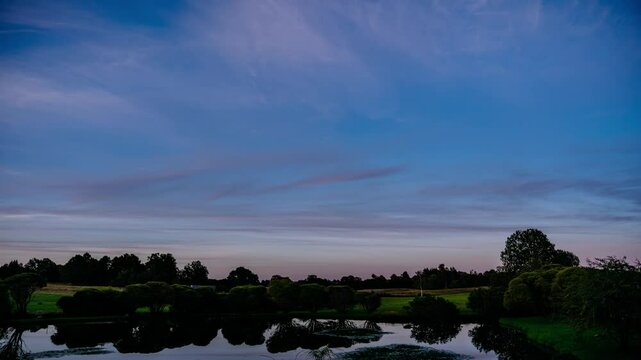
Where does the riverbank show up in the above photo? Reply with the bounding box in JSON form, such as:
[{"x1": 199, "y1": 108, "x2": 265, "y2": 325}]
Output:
[
  {"x1": 14, "y1": 293, "x2": 479, "y2": 326},
  {"x1": 501, "y1": 317, "x2": 638, "y2": 360}
]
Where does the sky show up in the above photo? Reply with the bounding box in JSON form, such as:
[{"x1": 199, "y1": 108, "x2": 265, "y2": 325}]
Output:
[{"x1": 1, "y1": 0, "x2": 640, "y2": 280}]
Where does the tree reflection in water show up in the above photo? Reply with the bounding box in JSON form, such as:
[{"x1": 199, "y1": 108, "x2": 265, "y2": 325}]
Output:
[
  {"x1": 0, "y1": 327, "x2": 25, "y2": 360},
  {"x1": 410, "y1": 321, "x2": 462, "y2": 344},
  {"x1": 1, "y1": 325, "x2": 48, "y2": 360},
  {"x1": 9, "y1": 318, "x2": 388, "y2": 356}
]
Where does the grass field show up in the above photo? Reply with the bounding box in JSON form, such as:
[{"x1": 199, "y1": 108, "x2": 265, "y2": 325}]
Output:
[
  {"x1": 27, "y1": 283, "x2": 122, "y2": 314},
  {"x1": 27, "y1": 292, "x2": 64, "y2": 314},
  {"x1": 27, "y1": 284, "x2": 472, "y2": 318},
  {"x1": 500, "y1": 317, "x2": 634, "y2": 360}
]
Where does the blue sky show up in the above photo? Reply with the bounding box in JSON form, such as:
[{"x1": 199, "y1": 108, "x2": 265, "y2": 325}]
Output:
[{"x1": 1, "y1": 0, "x2": 640, "y2": 279}]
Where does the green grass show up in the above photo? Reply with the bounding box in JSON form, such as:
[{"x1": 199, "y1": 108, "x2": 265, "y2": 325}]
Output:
[
  {"x1": 27, "y1": 287, "x2": 471, "y2": 319},
  {"x1": 27, "y1": 292, "x2": 64, "y2": 314},
  {"x1": 500, "y1": 317, "x2": 633, "y2": 360}
]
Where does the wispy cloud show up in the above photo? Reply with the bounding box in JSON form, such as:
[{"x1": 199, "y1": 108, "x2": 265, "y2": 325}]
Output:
[
  {"x1": 193, "y1": 0, "x2": 353, "y2": 66},
  {"x1": 0, "y1": 73, "x2": 131, "y2": 119}
]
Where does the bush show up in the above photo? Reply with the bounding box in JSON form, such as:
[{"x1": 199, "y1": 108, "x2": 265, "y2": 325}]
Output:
[
  {"x1": 3, "y1": 272, "x2": 46, "y2": 315},
  {"x1": 467, "y1": 287, "x2": 505, "y2": 319},
  {"x1": 195, "y1": 287, "x2": 219, "y2": 314},
  {"x1": 327, "y1": 285, "x2": 355, "y2": 313},
  {"x1": 227, "y1": 285, "x2": 270, "y2": 312},
  {"x1": 503, "y1": 266, "x2": 563, "y2": 316},
  {"x1": 172, "y1": 285, "x2": 205, "y2": 314},
  {"x1": 356, "y1": 292, "x2": 381, "y2": 313},
  {"x1": 57, "y1": 288, "x2": 132, "y2": 316},
  {"x1": 405, "y1": 295, "x2": 459, "y2": 323},
  {"x1": 0, "y1": 282, "x2": 13, "y2": 320},
  {"x1": 268, "y1": 277, "x2": 299, "y2": 312},
  {"x1": 299, "y1": 283, "x2": 327, "y2": 313},
  {"x1": 123, "y1": 282, "x2": 174, "y2": 314}
]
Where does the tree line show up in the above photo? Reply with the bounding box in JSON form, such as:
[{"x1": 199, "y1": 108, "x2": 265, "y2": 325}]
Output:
[{"x1": 0, "y1": 252, "x2": 493, "y2": 290}]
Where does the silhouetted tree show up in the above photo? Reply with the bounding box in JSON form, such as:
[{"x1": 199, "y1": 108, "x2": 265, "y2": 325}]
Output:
[
  {"x1": 62, "y1": 253, "x2": 109, "y2": 285},
  {"x1": 552, "y1": 249, "x2": 580, "y2": 267},
  {"x1": 0, "y1": 260, "x2": 26, "y2": 279},
  {"x1": 500, "y1": 229, "x2": 556, "y2": 273},
  {"x1": 145, "y1": 253, "x2": 178, "y2": 283},
  {"x1": 226, "y1": 267, "x2": 259, "y2": 288},
  {"x1": 179, "y1": 260, "x2": 209, "y2": 285},
  {"x1": 110, "y1": 253, "x2": 145, "y2": 286},
  {"x1": 25, "y1": 258, "x2": 60, "y2": 282}
]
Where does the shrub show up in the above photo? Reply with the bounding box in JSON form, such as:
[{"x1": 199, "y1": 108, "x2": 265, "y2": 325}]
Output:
[
  {"x1": 299, "y1": 283, "x2": 327, "y2": 313},
  {"x1": 327, "y1": 285, "x2": 355, "y2": 313},
  {"x1": 467, "y1": 287, "x2": 505, "y2": 320},
  {"x1": 356, "y1": 292, "x2": 381, "y2": 313},
  {"x1": 123, "y1": 282, "x2": 174, "y2": 314},
  {"x1": 0, "y1": 282, "x2": 13, "y2": 320},
  {"x1": 268, "y1": 277, "x2": 300, "y2": 312},
  {"x1": 405, "y1": 295, "x2": 459, "y2": 323},
  {"x1": 195, "y1": 287, "x2": 219, "y2": 314},
  {"x1": 228, "y1": 285, "x2": 270, "y2": 312},
  {"x1": 503, "y1": 266, "x2": 564, "y2": 316},
  {"x1": 57, "y1": 288, "x2": 132, "y2": 316},
  {"x1": 171, "y1": 285, "x2": 205, "y2": 314}
]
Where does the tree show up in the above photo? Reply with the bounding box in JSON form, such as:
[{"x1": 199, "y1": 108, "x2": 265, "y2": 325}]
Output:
[
  {"x1": 0, "y1": 282, "x2": 12, "y2": 320},
  {"x1": 467, "y1": 287, "x2": 505, "y2": 320},
  {"x1": 356, "y1": 291, "x2": 381, "y2": 313},
  {"x1": 3, "y1": 273, "x2": 46, "y2": 315},
  {"x1": 554, "y1": 257, "x2": 641, "y2": 349},
  {"x1": 145, "y1": 253, "x2": 178, "y2": 283},
  {"x1": 268, "y1": 277, "x2": 299, "y2": 312},
  {"x1": 179, "y1": 260, "x2": 209, "y2": 285},
  {"x1": 226, "y1": 267, "x2": 259, "y2": 288},
  {"x1": 123, "y1": 281, "x2": 174, "y2": 314},
  {"x1": 57, "y1": 288, "x2": 132, "y2": 316},
  {"x1": 110, "y1": 253, "x2": 145, "y2": 286},
  {"x1": 0, "y1": 260, "x2": 26, "y2": 279},
  {"x1": 500, "y1": 229, "x2": 556, "y2": 273},
  {"x1": 503, "y1": 265, "x2": 563, "y2": 316},
  {"x1": 327, "y1": 285, "x2": 355, "y2": 313},
  {"x1": 405, "y1": 294, "x2": 459, "y2": 323},
  {"x1": 25, "y1": 258, "x2": 60, "y2": 282},
  {"x1": 227, "y1": 285, "x2": 270, "y2": 312},
  {"x1": 299, "y1": 283, "x2": 327, "y2": 313},
  {"x1": 552, "y1": 249, "x2": 580, "y2": 267},
  {"x1": 62, "y1": 253, "x2": 106, "y2": 285}
]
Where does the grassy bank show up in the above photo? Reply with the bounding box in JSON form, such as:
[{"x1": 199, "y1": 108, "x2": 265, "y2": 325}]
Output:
[
  {"x1": 25, "y1": 285, "x2": 472, "y2": 321},
  {"x1": 501, "y1": 317, "x2": 635, "y2": 360}
]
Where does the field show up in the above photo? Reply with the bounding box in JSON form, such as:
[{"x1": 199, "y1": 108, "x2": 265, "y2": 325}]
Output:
[
  {"x1": 27, "y1": 283, "x2": 122, "y2": 314},
  {"x1": 27, "y1": 284, "x2": 472, "y2": 317},
  {"x1": 500, "y1": 317, "x2": 632, "y2": 360}
]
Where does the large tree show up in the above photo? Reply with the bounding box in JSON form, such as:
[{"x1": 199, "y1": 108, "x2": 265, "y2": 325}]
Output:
[
  {"x1": 500, "y1": 229, "x2": 556, "y2": 273},
  {"x1": 110, "y1": 253, "x2": 145, "y2": 286},
  {"x1": 179, "y1": 260, "x2": 209, "y2": 285},
  {"x1": 226, "y1": 267, "x2": 259, "y2": 288},
  {"x1": 145, "y1": 253, "x2": 178, "y2": 283}
]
